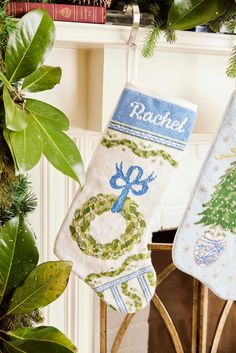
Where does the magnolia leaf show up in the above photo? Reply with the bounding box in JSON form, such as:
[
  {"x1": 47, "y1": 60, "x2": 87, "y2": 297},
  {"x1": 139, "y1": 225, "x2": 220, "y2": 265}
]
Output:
[
  {"x1": 25, "y1": 100, "x2": 84, "y2": 185},
  {"x1": 25, "y1": 99, "x2": 69, "y2": 131},
  {"x1": 6, "y1": 326, "x2": 77, "y2": 353},
  {"x1": 0, "y1": 216, "x2": 39, "y2": 306},
  {"x1": 168, "y1": 0, "x2": 230, "y2": 30},
  {"x1": 2, "y1": 338, "x2": 26, "y2": 353},
  {"x1": 3, "y1": 129, "x2": 20, "y2": 172},
  {"x1": 7, "y1": 261, "x2": 72, "y2": 315},
  {"x1": 5, "y1": 9, "x2": 55, "y2": 83},
  {"x1": 3, "y1": 87, "x2": 28, "y2": 131},
  {"x1": 40, "y1": 122, "x2": 84, "y2": 185},
  {"x1": 9, "y1": 118, "x2": 43, "y2": 172},
  {"x1": 22, "y1": 65, "x2": 62, "y2": 93}
]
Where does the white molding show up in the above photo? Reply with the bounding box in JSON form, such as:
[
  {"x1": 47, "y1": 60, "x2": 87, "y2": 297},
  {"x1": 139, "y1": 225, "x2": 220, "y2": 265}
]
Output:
[{"x1": 55, "y1": 22, "x2": 235, "y2": 54}]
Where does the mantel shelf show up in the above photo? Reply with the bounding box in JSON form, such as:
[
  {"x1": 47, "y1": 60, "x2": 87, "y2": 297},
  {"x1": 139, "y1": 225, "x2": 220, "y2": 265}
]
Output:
[{"x1": 55, "y1": 21, "x2": 236, "y2": 54}]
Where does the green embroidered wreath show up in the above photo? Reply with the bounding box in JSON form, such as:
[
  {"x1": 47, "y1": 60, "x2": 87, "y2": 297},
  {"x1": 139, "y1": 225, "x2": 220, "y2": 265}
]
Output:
[{"x1": 70, "y1": 193, "x2": 146, "y2": 260}]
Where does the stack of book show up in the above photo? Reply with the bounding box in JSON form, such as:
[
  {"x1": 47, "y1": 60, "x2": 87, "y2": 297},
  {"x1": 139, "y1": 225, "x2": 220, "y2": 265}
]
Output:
[{"x1": 6, "y1": 0, "x2": 107, "y2": 24}]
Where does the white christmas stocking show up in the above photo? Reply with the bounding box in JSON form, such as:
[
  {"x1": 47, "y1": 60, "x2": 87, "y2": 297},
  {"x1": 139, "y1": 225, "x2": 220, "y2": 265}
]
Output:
[
  {"x1": 54, "y1": 83, "x2": 196, "y2": 313},
  {"x1": 173, "y1": 91, "x2": 236, "y2": 300}
]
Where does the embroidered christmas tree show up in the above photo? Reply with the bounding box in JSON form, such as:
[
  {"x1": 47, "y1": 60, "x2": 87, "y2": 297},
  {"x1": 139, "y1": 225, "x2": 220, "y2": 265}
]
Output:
[
  {"x1": 198, "y1": 161, "x2": 236, "y2": 231},
  {"x1": 193, "y1": 161, "x2": 236, "y2": 266}
]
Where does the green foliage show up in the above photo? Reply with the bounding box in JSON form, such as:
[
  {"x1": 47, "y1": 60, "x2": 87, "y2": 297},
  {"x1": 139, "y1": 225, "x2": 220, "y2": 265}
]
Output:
[
  {"x1": 111, "y1": 0, "x2": 236, "y2": 77},
  {"x1": 22, "y1": 65, "x2": 62, "y2": 93},
  {"x1": 0, "y1": 169, "x2": 37, "y2": 225},
  {"x1": 6, "y1": 118, "x2": 43, "y2": 172},
  {"x1": 0, "y1": 2, "x2": 15, "y2": 57},
  {"x1": 0, "y1": 215, "x2": 39, "y2": 307},
  {"x1": 0, "y1": 9, "x2": 84, "y2": 185},
  {"x1": 34, "y1": 117, "x2": 84, "y2": 183},
  {"x1": 168, "y1": 0, "x2": 230, "y2": 30},
  {"x1": 5, "y1": 9, "x2": 55, "y2": 83},
  {"x1": 0, "y1": 8, "x2": 79, "y2": 353},
  {"x1": 0, "y1": 215, "x2": 74, "y2": 352},
  {"x1": 197, "y1": 161, "x2": 236, "y2": 232},
  {"x1": 209, "y1": 5, "x2": 236, "y2": 77},
  {"x1": 4, "y1": 326, "x2": 77, "y2": 353},
  {"x1": 142, "y1": 22, "x2": 161, "y2": 58},
  {"x1": 0, "y1": 310, "x2": 44, "y2": 332},
  {"x1": 7, "y1": 261, "x2": 72, "y2": 315},
  {"x1": 208, "y1": 4, "x2": 236, "y2": 32},
  {"x1": 227, "y1": 45, "x2": 236, "y2": 77},
  {"x1": 3, "y1": 87, "x2": 29, "y2": 131}
]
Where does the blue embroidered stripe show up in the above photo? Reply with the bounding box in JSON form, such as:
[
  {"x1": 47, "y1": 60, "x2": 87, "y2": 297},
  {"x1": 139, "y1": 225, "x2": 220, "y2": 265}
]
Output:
[
  {"x1": 108, "y1": 121, "x2": 185, "y2": 150},
  {"x1": 137, "y1": 274, "x2": 153, "y2": 302},
  {"x1": 94, "y1": 266, "x2": 153, "y2": 292},
  {"x1": 110, "y1": 286, "x2": 127, "y2": 314},
  {"x1": 111, "y1": 88, "x2": 196, "y2": 149}
]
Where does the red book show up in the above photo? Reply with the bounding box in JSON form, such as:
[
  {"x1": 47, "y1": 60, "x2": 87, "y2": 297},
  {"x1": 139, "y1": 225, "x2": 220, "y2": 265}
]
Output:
[{"x1": 6, "y1": 2, "x2": 106, "y2": 24}]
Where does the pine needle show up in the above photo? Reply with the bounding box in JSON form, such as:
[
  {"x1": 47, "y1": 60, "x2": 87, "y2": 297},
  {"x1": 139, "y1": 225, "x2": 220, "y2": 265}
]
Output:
[
  {"x1": 142, "y1": 21, "x2": 161, "y2": 58},
  {"x1": 164, "y1": 26, "x2": 176, "y2": 43},
  {"x1": 227, "y1": 45, "x2": 236, "y2": 78},
  {"x1": 226, "y1": 19, "x2": 236, "y2": 33},
  {"x1": 149, "y1": 3, "x2": 160, "y2": 18},
  {"x1": 0, "y1": 175, "x2": 37, "y2": 224},
  {"x1": 0, "y1": 1, "x2": 15, "y2": 55},
  {"x1": 209, "y1": 7, "x2": 236, "y2": 33}
]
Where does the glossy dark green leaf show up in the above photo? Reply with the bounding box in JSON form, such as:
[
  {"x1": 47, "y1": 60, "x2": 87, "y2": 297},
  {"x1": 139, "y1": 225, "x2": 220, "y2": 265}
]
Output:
[
  {"x1": 3, "y1": 87, "x2": 28, "y2": 131},
  {"x1": 40, "y1": 122, "x2": 84, "y2": 185},
  {"x1": 168, "y1": 0, "x2": 230, "y2": 30},
  {"x1": 2, "y1": 338, "x2": 26, "y2": 353},
  {"x1": 5, "y1": 9, "x2": 55, "y2": 83},
  {"x1": 3, "y1": 129, "x2": 20, "y2": 172},
  {"x1": 25, "y1": 100, "x2": 84, "y2": 185},
  {"x1": 7, "y1": 261, "x2": 72, "y2": 315},
  {"x1": 25, "y1": 99, "x2": 69, "y2": 131},
  {"x1": 0, "y1": 216, "x2": 39, "y2": 306},
  {"x1": 5, "y1": 326, "x2": 77, "y2": 353},
  {"x1": 9, "y1": 118, "x2": 43, "y2": 172},
  {"x1": 22, "y1": 65, "x2": 62, "y2": 93}
]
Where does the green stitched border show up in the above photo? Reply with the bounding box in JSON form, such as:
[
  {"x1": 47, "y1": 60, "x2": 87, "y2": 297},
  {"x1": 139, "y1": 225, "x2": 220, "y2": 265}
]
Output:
[{"x1": 101, "y1": 137, "x2": 178, "y2": 167}]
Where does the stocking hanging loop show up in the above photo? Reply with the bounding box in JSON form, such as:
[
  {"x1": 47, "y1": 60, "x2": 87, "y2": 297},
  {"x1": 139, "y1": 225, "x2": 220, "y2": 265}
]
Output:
[{"x1": 124, "y1": 3, "x2": 140, "y2": 84}]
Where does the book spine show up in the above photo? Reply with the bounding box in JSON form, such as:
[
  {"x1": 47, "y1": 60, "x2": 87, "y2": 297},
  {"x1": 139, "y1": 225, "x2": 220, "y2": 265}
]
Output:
[{"x1": 6, "y1": 2, "x2": 106, "y2": 24}]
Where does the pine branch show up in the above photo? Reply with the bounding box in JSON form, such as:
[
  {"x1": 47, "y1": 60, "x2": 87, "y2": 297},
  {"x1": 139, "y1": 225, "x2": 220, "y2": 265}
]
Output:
[
  {"x1": 227, "y1": 45, "x2": 236, "y2": 78},
  {"x1": 226, "y1": 18, "x2": 236, "y2": 33},
  {"x1": 164, "y1": 26, "x2": 176, "y2": 43},
  {"x1": 0, "y1": 1, "x2": 15, "y2": 56},
  {"x1": 209, "y1": 6, "x2": 236, "y2": 32},
  {"x1": 142, "y1": 21, "x2": 161, "y2": 58},
  {"x1": 0, "y1": 175, "x2": 37, "y2": 224},
  {"x1": 149, "y1": 3, "x2": 160, "y2": 18}
]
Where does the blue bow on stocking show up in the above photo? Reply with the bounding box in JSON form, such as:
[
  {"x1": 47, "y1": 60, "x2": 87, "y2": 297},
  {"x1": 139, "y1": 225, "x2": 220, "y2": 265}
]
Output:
[{"x1": 110, "y1": 162, "x2": 156, "y2": 213}]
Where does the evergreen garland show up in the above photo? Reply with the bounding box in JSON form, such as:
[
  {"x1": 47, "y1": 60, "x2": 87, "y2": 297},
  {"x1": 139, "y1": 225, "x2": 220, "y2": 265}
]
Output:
[
  {"x1": 0, "y1": 1, "x2": 15, "y2": 58},
  {"x1": 0, "y1": 0, "x2": 43, "y2": 333},
  {"x1": 111, "y1": 0, "x2": 236, "y2": 77},
  {"x1": 227, "y1": 45, "x2": 236, "y2": 78},
  {"x1": 141, "y1": 21, "x2": 161, "y2": 58},
  {"x1": 208, "y1": 5, "x2": 236, "y2": 77},
  {"x1": 110, "y1": 0, "x2": 175, "y2": 57}
]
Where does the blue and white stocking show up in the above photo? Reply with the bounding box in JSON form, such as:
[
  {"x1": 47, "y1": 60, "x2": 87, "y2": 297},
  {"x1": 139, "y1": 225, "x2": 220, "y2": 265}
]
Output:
[{"x1": 55, "y1": 84, "x2": 196, "y2": 313}]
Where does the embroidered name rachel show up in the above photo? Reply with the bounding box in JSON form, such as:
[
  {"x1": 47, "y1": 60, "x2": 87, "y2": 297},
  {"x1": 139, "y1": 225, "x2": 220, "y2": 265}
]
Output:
[{"x1": 129, "y1": 101, "x2": 188, "y2": 133}]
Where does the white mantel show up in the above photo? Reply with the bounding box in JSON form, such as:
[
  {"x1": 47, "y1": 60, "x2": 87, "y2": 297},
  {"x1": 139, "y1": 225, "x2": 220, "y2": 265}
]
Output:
[
  {"x1": 34, "y1": 22, "x2": 235, "y2": 135},
  {"x1": 54, "y1": 22, "x2": 235, "y2": 54},
  {"x1": 29, "y1": 22, "x2": 235, "y2": 353}
]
